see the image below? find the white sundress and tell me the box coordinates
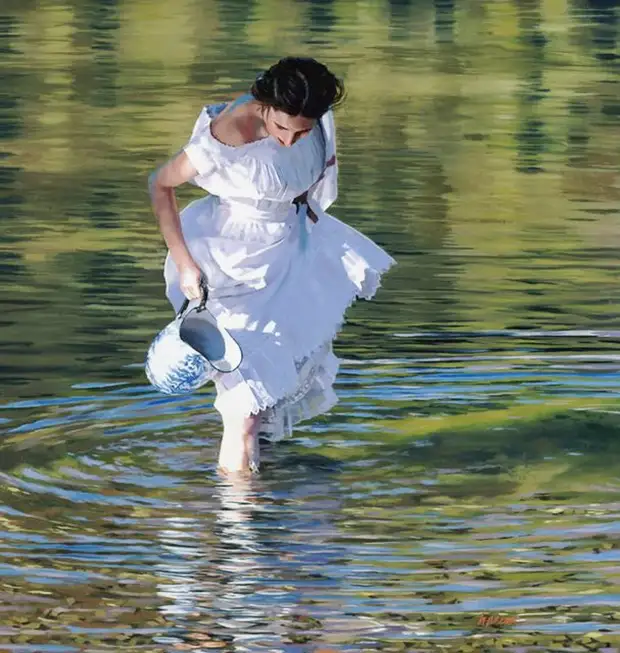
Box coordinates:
[163,102,396,440]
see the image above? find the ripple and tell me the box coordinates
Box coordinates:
[3,0,620,649]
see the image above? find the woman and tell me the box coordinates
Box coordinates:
[149,57,395,475]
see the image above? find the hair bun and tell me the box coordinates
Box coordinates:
[250,57,344,119]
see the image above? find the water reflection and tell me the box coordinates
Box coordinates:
[0,10,24,301]
[434,0,455,44]
[515,0,548,174]
[77,0,121,109]
[0,355,620,649]
[583,0,619,62]
[1,0,620,397]
[153,474,349,650]
[2,0,620,650]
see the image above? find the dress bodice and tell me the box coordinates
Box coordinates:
[184,103,326,209]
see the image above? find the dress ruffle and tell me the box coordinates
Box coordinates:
[258,343,340,442]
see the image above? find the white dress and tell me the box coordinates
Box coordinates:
[164,102,396,440]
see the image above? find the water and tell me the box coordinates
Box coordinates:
[1,0,620,650]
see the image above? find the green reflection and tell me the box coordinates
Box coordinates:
[1,1,620,650]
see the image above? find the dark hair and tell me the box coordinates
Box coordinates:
[251,57,345,119]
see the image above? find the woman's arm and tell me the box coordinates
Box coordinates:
[149,151,204,301]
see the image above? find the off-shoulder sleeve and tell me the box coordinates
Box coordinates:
[183,106,218,178]
[180,103,296,200]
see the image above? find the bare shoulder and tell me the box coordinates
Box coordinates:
[210,99,258,147]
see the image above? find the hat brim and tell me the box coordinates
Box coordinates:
[179,303,242,373]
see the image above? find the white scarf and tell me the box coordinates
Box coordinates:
[308,109,338,212]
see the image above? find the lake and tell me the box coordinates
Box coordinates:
[1,0,620,650]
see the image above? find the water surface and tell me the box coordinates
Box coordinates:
[1,0,620,650]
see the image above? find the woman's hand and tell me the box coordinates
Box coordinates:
[179,260,205,301]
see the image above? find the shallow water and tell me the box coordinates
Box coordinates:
[1,0,620,650]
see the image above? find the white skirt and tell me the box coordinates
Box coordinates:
[164,195,395,441]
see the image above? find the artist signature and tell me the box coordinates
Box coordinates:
[477,614,517,627]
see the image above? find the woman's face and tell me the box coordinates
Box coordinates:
[263,107,316,147]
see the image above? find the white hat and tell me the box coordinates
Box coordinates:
[145,299,242,395]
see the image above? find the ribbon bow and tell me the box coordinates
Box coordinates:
[292,154,337,224]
